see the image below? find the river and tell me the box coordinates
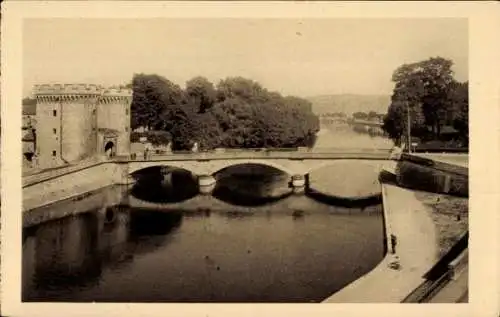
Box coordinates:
[314,124,393,150]
[22,125,391,302]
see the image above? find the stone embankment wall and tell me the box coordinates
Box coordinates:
[395,155,468,197]
[24,185,127,228]
[23,162,123,212]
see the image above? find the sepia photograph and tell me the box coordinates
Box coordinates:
[2,1,500,317]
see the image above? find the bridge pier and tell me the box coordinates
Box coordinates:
[198,175,216,195]
[116,165,136,185]
[291,174,306,195]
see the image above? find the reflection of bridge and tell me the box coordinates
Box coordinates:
[127,191,383,213]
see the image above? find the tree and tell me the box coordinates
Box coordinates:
[382,99,426,145]
[382,57,463,144]
[352,112,368,120]
[130,73,186,131]
[129,74,320,151]
[216,77,267,103]
[367,111,378,120]
[449,81,469,146]
[185,76,216,113]
[390,57,454,138]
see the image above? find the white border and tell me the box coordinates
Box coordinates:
[2,2,500,317]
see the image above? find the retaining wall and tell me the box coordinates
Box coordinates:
[24,185,127,227]
[395,155,468,197]
[23,162,123,211]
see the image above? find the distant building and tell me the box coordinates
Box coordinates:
[33,84,132,169]
[133,126,149,133]
[22,98,37,166]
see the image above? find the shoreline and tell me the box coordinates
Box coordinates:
[323,182,439,303]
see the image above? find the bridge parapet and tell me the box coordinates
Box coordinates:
[122,148,391,162]
[122,153,393,180]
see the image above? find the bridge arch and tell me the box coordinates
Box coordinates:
[127,159,301,177]
[207,159,298,176]
[128,161,205,176]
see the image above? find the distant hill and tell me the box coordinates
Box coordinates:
[307,94,391,116]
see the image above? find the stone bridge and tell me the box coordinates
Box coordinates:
[114,149,394,195]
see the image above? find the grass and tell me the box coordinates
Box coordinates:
[414,191,468,258]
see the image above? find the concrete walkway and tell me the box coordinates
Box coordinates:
[323,183,439,303]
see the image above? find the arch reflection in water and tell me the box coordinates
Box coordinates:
[129,208,183,236]
[213,164,293,206]
[23,192,385,302]
[130,166,199,203]
[305,188,383,209]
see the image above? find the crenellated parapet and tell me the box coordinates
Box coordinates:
[33,84,132,104]
[34,83,103,103]
[100,88,133,104]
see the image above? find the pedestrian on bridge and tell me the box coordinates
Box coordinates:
[192,142,199,153]
[144,143,152,160]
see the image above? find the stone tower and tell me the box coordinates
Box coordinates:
[34,84,101,169]
[97,88,132,158]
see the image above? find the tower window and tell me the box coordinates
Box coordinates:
[52,150,57,157]
[53,110,57,116]
[53,128,57,134]
[125,108,129,115]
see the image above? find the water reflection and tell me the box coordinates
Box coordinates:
[306,188,383,208]
[23,211,103,300]
[129,209,183,236]
[23,198,385,302]
[23,160,387,303]
[130,166,199,203]
[213,164,293,207]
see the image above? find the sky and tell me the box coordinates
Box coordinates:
[23,18,468,98]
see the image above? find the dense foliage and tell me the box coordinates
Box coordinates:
[130,74,320,151]
[382,57,468,147]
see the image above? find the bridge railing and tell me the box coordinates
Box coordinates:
[124,147,393,161]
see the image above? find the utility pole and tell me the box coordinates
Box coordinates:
[407,101,412,153]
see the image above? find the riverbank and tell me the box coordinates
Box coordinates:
[413,191,468,258]
[323,183,439,303]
